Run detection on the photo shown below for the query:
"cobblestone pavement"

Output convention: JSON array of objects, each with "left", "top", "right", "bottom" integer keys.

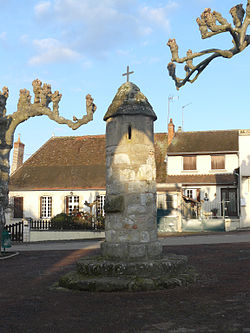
[{"left": 0, "top": 242, "right": 250, "bottom": 332}]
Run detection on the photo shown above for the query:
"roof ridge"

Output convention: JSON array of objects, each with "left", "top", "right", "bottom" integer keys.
[
  {"left": 177, "top": 129, "right": 240, "bottom": 134},
  {"left": 51, "top": 134, "right": 106, "bottom": 139}
]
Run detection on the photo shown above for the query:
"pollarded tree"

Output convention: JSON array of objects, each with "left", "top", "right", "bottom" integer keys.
[
  {"left": 0, "top": 79, "right": 96, "bottom": 252},
  {"left": 167, "top": 1, "right": 250, "bottom": 89}
]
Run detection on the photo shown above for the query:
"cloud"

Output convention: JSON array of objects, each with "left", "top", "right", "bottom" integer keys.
[
  {"left": 33, "top": 0, "right": 178, "bottom": 57},
  {"left": 140, "top": 2, "right": 179, "bottom": 32},
  {"left": 34, "top": 1, "right": 51, "bottom": 17},
  {"left": 0, "top": 32, "right": 7, "bottom": 41},
  {"left": 29, "top": 38, "right": 81, "bottom": 65}
]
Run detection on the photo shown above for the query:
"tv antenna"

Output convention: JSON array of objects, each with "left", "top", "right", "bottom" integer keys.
[
  {"left": 167, "top": 95, "right": 178, "bottom": 125},
  {"left": 182, "top": 103, "right": 192, "bottom": 130}
]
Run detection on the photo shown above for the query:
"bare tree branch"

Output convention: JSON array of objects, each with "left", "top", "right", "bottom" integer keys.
[
  {"left": 167, "top": 1, "right": 250, "bottom": 89},
  {"left": 5, "top": 79, "right": 96, "bottom": 143}
]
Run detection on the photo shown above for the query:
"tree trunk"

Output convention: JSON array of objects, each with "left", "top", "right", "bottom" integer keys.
[
  {"left": 0, "top": 115, "right": 12, "bottom": 254},
  {"left": 0, "top": 145, "right": 11, "bottom": 254}
]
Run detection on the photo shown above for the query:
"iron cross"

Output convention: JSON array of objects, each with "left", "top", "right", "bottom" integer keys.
[{"left": 122, "top": 65, "right": 134, "bottom": 82}]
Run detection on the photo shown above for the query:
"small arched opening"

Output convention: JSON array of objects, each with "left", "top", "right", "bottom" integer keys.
[{"left": 128, "top": 125, "right": 132, "bottom": 140}]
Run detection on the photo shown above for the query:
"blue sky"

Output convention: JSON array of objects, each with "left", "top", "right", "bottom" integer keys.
[{"left": 1, "top": 0, "right": 249, "bottom": 161}]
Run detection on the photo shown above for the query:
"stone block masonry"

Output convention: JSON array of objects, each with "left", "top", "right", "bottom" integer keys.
[{"left": 101, "top": 82, "right": 162, "bottom": 260}]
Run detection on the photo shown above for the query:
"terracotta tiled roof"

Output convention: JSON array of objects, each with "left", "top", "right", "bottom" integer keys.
[
  {"left": 9, "top": 133, "right": 168, "bottom": 190},
  {"left": 167, "top": 130, "right": 238, "bottom": 154},
  {"left": 165, "top": 174, "right": 237, "bottom": 185}
]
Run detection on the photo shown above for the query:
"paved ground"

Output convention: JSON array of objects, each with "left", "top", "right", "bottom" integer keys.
[
  {"left": 1, "top": 233, "right": 250, "bottom": 332},
  {"left": 9, "top": 239, "right": 103, "bottom": 252},
  {"left": 8, "top": 230, "right": 250, "bottom": 251}
]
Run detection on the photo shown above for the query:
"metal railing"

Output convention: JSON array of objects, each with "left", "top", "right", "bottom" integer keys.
[
  {"left": 181, "top": 200, "right": 232, "bottom": 220},
  {"left": 5, "top": 221, "right": 23, "bottom": 242},
  {"left": 29, "top": 218, "right": 105, "bottom": 231}
]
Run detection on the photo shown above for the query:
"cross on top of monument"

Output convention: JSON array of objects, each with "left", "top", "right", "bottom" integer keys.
[{"left": 122, "top": 65, "right": 134, "bottom": 82}]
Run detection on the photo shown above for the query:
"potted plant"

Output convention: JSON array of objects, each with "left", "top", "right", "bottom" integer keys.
[{"left": 211, "top": 208, "right": 218, "bottom": 218}]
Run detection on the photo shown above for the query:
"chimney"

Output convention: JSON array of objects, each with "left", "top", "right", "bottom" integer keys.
[
  {"left": 177, "top": 126, "right": 182, "bottom": 132},
  {"left": 168, "top": 118, "right": 175, "bottom": 145},
  {"left": 11, "top": 134, "right": 25, "bottom": 174}
]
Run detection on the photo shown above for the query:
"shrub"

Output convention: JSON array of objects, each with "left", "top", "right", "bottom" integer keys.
[
  {"left": 50, "top": 213, "right": 75, "bottom": 230},
  {"left": 50, "top": 212, "right": 105, "bottom": 230}
]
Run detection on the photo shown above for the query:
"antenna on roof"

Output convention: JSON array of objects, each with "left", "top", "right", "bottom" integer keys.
[
  {"left": 182, "top": 103, "right": 192, "bottom": 131},
  {"left": 167, "top": 95, "right": 178, "bottom": 126}
]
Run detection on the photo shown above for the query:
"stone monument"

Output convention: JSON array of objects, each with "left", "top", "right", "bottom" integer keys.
[
  {"left": 101, "top": 81, "right": 162, "bottom": 260},
  {"left": 59, "top": 82, "right": 196, "bottom": 291}
]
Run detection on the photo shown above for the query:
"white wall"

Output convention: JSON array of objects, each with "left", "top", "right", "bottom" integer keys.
[
  {"left": 239, "top": 131, "right": 250, "bottom": 228},
  {"left": 239, "top": 131, "right": 250, "bottom": 176},
  {"left": 7, "top": 189, "right": 106, "bottom": 225},
  {"left": 167, "top": 154, "right": 238, "bottom": 175},
  {"left": 29, "top": 230, "right": 105, "bottom": 242}
]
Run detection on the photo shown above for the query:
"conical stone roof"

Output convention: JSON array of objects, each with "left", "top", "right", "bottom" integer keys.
[{"left": 103, "top": 82, "right": 157, "bottom": 121}]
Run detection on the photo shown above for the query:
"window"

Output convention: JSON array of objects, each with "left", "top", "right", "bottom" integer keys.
[
  {"left": 211, "top": 155, "right": 225, "bottom": 169},
  {"left": 183, "top": 155, "right": 196, "bottom": 170},
  {"left": 65, "top": 196, "right": 79, "bottom": 215},
  {"left": 96, "top": 195, "right": 106, "bottom": 216},
  {"left": 14, "top": 197, "right": 23, "bottom": 218},
  {"left": 183, "top": 189, "right": 196, "bottom": 200},
  {"left": 40, "top": 196, "right": 52, "bottom": 218},
  {"left": 183, "top": 189, "right": 200, "bottom": 201}
]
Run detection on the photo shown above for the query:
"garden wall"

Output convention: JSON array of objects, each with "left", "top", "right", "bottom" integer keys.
[{"left": 28, "top": 230, "right": 105, "bottom": 242}]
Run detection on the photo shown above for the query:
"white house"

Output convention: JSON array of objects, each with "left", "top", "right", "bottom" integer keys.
[
  {"left": 7, "top": 133, "right": 168, "bottom": 225},
  {"left": 8, "top": 135, "right": 107, "bottom": 223},
  {"left": 166, "top": 120, "right": 239, "bottom": 214},
  {"left": 156, "top": 119, "right": 242, "bottom": 232}
]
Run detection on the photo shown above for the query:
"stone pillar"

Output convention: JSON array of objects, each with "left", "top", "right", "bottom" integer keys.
[
  {"left": 101, "top": 82, "right": 162, "bottom": 260},
  {"left": 22, "top": 219, "right": 30, "bottom": 243}
]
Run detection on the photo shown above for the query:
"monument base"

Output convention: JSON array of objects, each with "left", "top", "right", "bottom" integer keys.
[
  {"left": 100, "top": 240, "right": 163, "bottom": 260},
  {"left": 58, "top": 254, "right": 197, "bottom": 292}
]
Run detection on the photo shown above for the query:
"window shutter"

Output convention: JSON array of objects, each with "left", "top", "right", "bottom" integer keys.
[
  {"left": 14, "top": 197, "right": 23, "bottom": 218},
  {"left": 65, "top": 196, "right": 69, "bottom": 215},
  {"left": 196, "top": 189, "right": 200, "bottom": 202},
  {"left": 211, "top": 155, "right": 225, "bottom": 169},
  {"left": 20, "top": 197, "right": 23, "bottom": 218},
  {"left": 183, "top": 156, "right": 196, "bottom": 170},
  {"left": 40, "top": 197, "right": 42, "bottom": 219}
]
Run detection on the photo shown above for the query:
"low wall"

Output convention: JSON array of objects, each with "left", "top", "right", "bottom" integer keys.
[
  {"left": 157, "top": 216, "right": 179, "bottom": 233},
  {"left": 28, "top": 230, "right": 105, "bottom": 242},
  {"left": 182, "top": 218, "right": 225, "bottom": 232},
  {"left": 225, "top": 219, "right": 240, "bottom": 232}
]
